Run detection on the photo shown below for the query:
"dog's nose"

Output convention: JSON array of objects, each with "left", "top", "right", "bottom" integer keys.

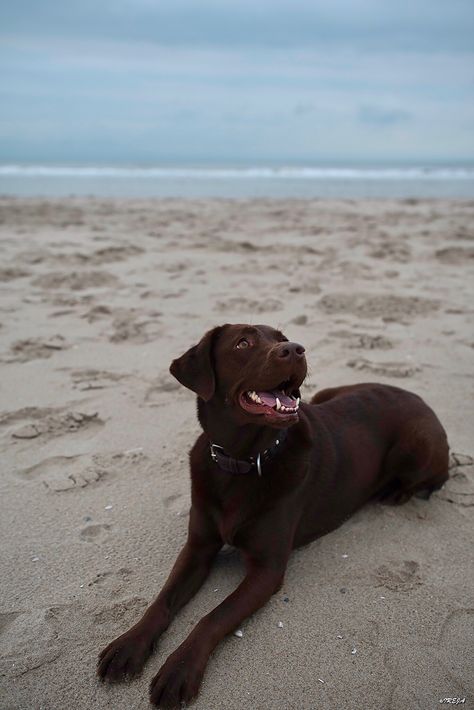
[{"left": 276, "top": 342, "right": 306, "bottom": 359}]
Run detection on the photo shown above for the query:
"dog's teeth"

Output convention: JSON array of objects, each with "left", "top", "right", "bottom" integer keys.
[
  {"left": 296, "top": 397, "right": 300, "bottom": 407},
  {"left": 247, "top": 390, "right": 265, "bottom": 405},
  {"left": 275, "top": 397, "right": 281, "bottom": 411}
]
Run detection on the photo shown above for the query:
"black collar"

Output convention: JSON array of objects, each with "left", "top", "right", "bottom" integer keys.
[{"left": 209, "top": 429, "right": 288, "bottom": 476}]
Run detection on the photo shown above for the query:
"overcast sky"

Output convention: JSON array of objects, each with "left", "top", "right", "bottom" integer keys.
[{"left": 1, "top": 0, "right": 473, "bottom": 164}]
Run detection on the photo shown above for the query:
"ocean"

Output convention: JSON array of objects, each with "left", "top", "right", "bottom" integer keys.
[{"left": 1, "top": 164, "right": 474, "bottom": 199}]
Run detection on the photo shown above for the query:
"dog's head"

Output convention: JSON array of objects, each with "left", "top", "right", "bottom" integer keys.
[{"left": 170, "top": 324, "right": 307, "bottom": 428}]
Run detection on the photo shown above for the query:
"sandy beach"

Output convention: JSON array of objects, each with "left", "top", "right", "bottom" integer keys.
[{"left": 0, "top": 197, "right": 473, "bottom": 710}]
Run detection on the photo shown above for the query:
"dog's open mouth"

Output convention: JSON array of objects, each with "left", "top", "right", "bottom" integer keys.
[{"left": 239, "top": 380, "right": 300, "bottom": 419}]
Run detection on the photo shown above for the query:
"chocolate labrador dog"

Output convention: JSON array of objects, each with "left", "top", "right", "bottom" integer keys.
[{"left": 98, "top": 323, "right": 449, "bottom": 707}]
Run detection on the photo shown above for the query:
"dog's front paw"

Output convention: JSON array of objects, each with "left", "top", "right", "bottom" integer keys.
[
  {"left": 149, "top": 645, "right": 207, "bottom": 708},
  {"left": 97, "top": 630, "right": 153, "bottom": 682}
]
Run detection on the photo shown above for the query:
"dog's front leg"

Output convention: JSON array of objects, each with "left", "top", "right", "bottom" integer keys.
[
  {"left": 97, "top": 508, "right": 221, "bottom": 682},
  {"left": 149, "top": 555, "right": 288, "bottom": 708}
]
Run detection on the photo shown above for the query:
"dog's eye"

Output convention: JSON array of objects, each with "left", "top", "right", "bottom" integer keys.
[{"left": 236, "top": 338, "right": 251, "bottom": 349}]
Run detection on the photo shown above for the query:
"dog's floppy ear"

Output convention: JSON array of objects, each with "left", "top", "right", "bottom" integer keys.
[{"left": 169, "top": 326, "right": 223, "bottom": 401}]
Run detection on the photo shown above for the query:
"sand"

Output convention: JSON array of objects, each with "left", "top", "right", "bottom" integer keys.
[{"left": 0, "top": 197, "right": 473, "bottom": 710}]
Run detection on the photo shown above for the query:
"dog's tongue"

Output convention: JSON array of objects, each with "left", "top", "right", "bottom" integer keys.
[{"left": 256, "top": 390, "right": 295, "bottom": 408}]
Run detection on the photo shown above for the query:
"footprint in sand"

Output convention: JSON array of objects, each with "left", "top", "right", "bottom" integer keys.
[
  {"left": 290, "top": 315, "right": 308, "bottom": 326},
  {"left": 435, "top": 247, "right": 474, "bottom": 264},
  {"left": 93, "top": 597, "right": 148, "bottom": 629},
  {"left": 14, "top": 248, "right": 51, "bottom": 265},
  {"left": 161, "top": 260, "right": 193, "bottom": 273},
  {"left": 0, "top": 598, "right": 128, "bottom": 678},
  {"left": 89, "top": 244, "right": 144, "bottom": 264},
  {"left": 31, "top": 270, "right": 119, "bottom": 290},
  {"left": 53, "top": 244, "right": 144, "bottom": 267},
  {"left": 48, "top": 293, "right": 95, "bottom": 309},
  {"left": 81, "top": 304, "right": 113, "bottom": 323},
  {"left": 3, "top": 335, "right": 69, "bottom": 362},
  {"left": 87, "top": 567, "right": 133, "bottom": 589},
  {"left": 450, "top": 225, "right": 474, "bottom": 241},
  {"left": 436, "top": 453, "right": 474, "bottom": 507},
  {"left": 107, "top": 312, "right": 162, "bottom": 343},
  {"left": 330, "top": 330, "right": 394, "bottom": 350},
  {"left": 347, "top": 358, "right": 420, "bottom": 378},
  {"left": 68, "top": 368, "right": 129, "bottom": 391},
  {"left": 80, "top": 523, "right": 112, "bottom": 543},
  {"left": 0, "top": 611, "right": 22, "bottom": 638},
  {"left": 18, "top": 454, "right": 109, "bottom": 491},
  {"left": 159, "top": 288, "right": 188, "bottom": 299},
  {"left": 374, "top": 560, "right": 422, "bottom": 592},
  {"left": 203, "top": 237, "right": 264, "bottom": 254},
  {"left": 0, "top": 608, "right": 62, "bottom": 679},
  {"left": 319, "top": 292, "right": 439, "bottom": 322},
  {"left": 3, "top": 407, "right": 103, "bottom": 443},
  {"left": 16, "top": 450, "right": 147, "bottom": 492},
  {"left": 369, "top": 240, "right": 412, "bottom": 263},
  {"left": 215, "top": 297, "right": 283, "bottom": 314},
  {"left": 0, "top": 267, "right": 31, "bottom": 282},
  {"left": 81, "top": 305, "right": 162, "bottom": 343},
  {"left": 436, "top": 607, "right": 474, "bottom": 687},
  {"left": 0, "top": 406, "right": 55, "bottom": 428},
  {"left": 162, "top": 492, "right": 190, "bottom": 516}
]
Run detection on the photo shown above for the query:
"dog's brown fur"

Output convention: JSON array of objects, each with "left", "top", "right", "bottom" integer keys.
[{"left": 98, "top": 324, "right": 449, "bottom": 708}]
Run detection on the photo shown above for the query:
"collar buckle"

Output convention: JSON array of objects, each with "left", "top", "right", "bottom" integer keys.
[{"left": 210, "top": 443, "right": 225, "bottom": 463}]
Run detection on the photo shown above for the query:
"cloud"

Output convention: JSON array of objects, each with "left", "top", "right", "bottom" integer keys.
[
  {"left": 0, "top": 1, "right": 473, "bottom": 162},
  {"left": 2, "top": 0, "right": 474, "bottom": 51}
]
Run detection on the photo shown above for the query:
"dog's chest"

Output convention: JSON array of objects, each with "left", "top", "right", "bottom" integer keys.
[{"left": 215, "top": 493, "right": 254, "bottom": 546}]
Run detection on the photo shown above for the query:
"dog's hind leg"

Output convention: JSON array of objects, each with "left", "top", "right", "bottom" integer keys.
[
  {"left": 377, "top": 417, "right": 449, "bottom": 505},
  {"left": 414, "top": 476, "right": 448, "bottom": 500}
]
